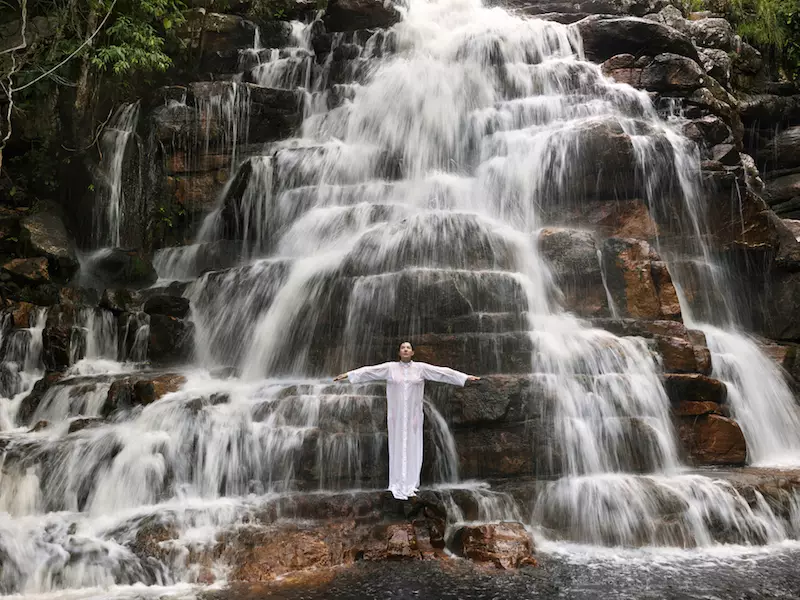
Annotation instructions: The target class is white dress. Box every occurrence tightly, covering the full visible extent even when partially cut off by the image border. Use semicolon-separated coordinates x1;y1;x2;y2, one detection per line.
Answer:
346;360;469;499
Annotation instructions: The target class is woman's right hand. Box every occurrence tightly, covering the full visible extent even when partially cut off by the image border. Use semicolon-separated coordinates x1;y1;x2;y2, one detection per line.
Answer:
333;373;348;382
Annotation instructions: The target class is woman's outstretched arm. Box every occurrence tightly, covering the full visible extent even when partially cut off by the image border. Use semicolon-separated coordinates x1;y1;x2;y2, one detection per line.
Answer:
419;363;480;386
334;362;393;384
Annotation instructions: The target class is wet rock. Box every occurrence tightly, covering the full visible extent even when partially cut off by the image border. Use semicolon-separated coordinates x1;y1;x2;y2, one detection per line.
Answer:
166;171;229;214
601;238;681;320
5;301;35;327
16;371;63;425
41;326;72;370
771;127;800;170
688;17;733;50
682;115;731;146
577;16;699;64
99;288;143;314
698;48;731;87
453;522;535;569
604;53;706;92
324;0;401;33
67;417;105;433
677;414;747;465
28;419;49;432
675;400;724;416
710;143;739;165
560;199;659;239
538;227;607;317
2;257;49;284
83;248;157;289
765;173;800;205
656;334;712;375
663;373;727;404
148;315;195;365
103;373;187;416
19;212;79;278
143;295;190;319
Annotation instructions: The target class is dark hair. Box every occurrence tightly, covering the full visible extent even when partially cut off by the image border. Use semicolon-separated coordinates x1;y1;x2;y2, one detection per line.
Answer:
399;341;413;349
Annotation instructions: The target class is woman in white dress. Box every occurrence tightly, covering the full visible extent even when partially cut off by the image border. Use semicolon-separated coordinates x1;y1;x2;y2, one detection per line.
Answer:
334;341;480;499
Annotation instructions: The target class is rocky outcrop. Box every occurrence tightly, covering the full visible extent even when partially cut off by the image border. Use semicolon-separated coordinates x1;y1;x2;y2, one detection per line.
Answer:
323;0;402;32
81;248;158;289
577;16;700;63
677;413;747;465
452;522;536;569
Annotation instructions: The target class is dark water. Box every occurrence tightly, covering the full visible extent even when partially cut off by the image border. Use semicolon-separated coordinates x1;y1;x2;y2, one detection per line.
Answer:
206;546;800;600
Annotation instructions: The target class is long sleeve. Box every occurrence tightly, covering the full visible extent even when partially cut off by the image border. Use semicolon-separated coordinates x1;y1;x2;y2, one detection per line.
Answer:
419;363;469;386
347;362;393;384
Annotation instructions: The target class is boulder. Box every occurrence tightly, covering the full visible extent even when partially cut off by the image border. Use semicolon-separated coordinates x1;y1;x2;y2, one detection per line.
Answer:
765;173;800;205
577;16;699;64
20;212;79;278
698;48;731;87
148;315;195;364
16;372;63;425
663;373;727;404
68;417;105;434
2;257;49;284
559;199;659;239
99;288;143;314
656;334;711;375
688;17;733;50
41;326;72;370
102;373;187;416
772;127;800;170
681;115;731;146
324;0;402;32
538;227;607;317
601;238;681;320
675;400;725;416
143;294;191;319
677;414;747;465
82;248;158;289
452;522;535;569
603;53;706;93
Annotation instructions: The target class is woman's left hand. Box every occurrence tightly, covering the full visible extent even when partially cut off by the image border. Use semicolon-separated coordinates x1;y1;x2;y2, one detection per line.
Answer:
467;376;481;382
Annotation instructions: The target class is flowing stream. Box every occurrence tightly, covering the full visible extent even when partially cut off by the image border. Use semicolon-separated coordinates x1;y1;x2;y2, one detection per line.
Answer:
4;0;800;597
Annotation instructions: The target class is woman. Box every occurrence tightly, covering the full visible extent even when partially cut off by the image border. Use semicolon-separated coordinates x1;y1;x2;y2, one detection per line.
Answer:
334;341;480;500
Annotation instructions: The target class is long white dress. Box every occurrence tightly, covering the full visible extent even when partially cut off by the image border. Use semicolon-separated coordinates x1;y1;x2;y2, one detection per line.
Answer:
346;360;469;499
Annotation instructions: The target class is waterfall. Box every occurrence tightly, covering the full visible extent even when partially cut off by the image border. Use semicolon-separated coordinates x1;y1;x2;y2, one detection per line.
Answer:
95;102;141;248
5;0;800;595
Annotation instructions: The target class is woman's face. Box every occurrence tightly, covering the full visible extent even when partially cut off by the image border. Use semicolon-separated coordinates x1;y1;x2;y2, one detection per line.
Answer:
399;342;414;361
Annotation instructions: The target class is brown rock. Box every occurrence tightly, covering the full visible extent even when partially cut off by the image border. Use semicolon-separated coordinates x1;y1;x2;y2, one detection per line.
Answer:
167;171;229;213
678;414;747;465
68;417;105;433
2;257;49;284
656;335;711;375
663;373;727;404
8;301;34;327
455;522;534;569
562;199;658;239
675;400;723;416
167;151;231;174
386;523;419;559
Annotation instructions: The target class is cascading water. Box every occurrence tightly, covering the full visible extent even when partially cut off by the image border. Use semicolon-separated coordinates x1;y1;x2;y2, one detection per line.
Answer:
5;0;800;596
94;103;141;249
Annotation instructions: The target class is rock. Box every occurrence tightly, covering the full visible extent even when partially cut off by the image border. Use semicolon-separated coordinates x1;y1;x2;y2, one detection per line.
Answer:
538;227;607;317
17;372;63;425
453;522;534;569
324;0;401;32
99;288;143;314
386;523;418;558
42;326;72;370
102;373;187;416
663;373;727;404
28;419;49;432
710;143;739;165
5;301;35;327
19;212;79;278
656;334;712;375
601;238;680;320
682;115;731;146
82;248;157;289
577;16;699;64
698;48;731;87
148;315;195;364
2;257;49;284
143;294;191;319
783;219;800;241
68;417;105;433
604;53;706;93
675;400;724;416
688;17;733;50
772;127;800;170
166;171;229;214
560;199;659;239
765;173;800;205
677;414;747;465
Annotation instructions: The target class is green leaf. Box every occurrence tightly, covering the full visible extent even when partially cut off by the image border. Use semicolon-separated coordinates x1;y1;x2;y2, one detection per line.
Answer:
163;17;172;29
9;187;16;197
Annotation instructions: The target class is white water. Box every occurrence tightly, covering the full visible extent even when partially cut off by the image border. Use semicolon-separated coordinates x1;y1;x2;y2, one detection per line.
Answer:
5;0;800;596
95;103;140;249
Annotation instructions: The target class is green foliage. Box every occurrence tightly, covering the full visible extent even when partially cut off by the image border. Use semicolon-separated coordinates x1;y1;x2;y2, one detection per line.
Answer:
729;0;799;79
90;0;186;76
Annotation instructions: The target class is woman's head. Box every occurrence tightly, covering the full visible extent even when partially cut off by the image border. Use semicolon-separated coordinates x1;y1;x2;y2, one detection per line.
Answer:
398;341;414;362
